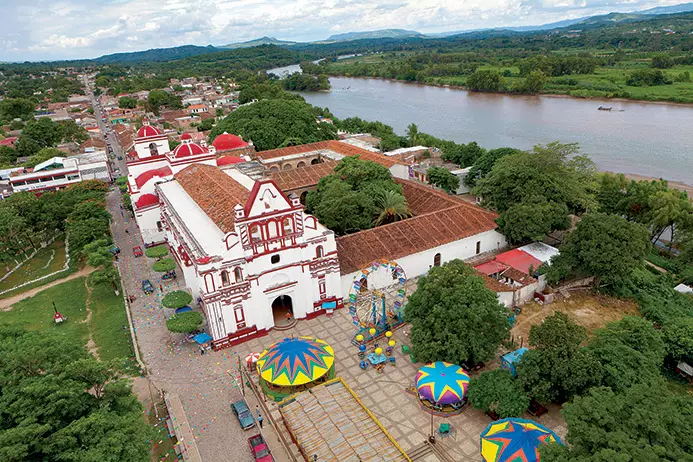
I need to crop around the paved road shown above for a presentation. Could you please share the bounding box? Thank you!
[83,79,290,462]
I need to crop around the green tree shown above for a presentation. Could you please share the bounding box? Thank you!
[211,99,337,151]
[82,239,119,294]
[466,70,505,92]
[0,98,35,121]
[0,328,152,462]
[518,312,603,403]
[651,54,675,69]
[58,119,89,144]
[162,290,193,309]
[468,369,529,418]
[166,312,203,333]
[587,316,666,393]
[496,199,570,244]
[153,258,176,273]
[144,244,169,259]
[540,382,693,462]
[406,260,511,366]
[16,118,63,157]
[118,96,138,109]
[147,89,182,114]
[373,190,411,226]
[464,147,521,188]
[627,69,671,86]
[662,317,693,363]
[649,189,691,248]
[24,147,64,168]
[0,207,30,268]
[406,123,420,147]
[546,213,650,286]
[427,166,460,193]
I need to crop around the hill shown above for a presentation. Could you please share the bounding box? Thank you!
[221,36,296,49]
[96,45,220,64]
[639,2,693,15]
[326,29,424,42]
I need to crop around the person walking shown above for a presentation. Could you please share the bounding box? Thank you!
[256,407,263,429]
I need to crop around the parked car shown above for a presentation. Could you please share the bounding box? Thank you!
[248,434,273,461]
[141,279,154,295]
[133,246,143,257]
[231,400,255,430]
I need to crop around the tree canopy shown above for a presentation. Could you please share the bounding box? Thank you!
[305,156,405,235]
[166,312,203,333]
[0,328,152,461]
[546,213,650,286]
[162,290,193,309]
[152,258,176,273]
[210,99,337,151]
[144,244,169,259]
[405,260,510,366]
[468,369,529,418]
[427,166,459,193]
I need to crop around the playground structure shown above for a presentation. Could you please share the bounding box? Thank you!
[348,259,407,344]
[255,336,336,402]
[415,361,470,414]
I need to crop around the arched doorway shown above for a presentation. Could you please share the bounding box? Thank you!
[300,191,308,205]
[272,295,294,328]
[311,157,323,165]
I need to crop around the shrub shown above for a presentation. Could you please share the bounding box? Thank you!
[162,290,193,309]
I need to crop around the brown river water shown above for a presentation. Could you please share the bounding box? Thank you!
[295,76,693,184]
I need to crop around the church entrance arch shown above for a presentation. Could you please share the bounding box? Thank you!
[272,294,294,328]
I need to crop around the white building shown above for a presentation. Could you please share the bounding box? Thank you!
[158,164,342,348]
[9,152,111,194]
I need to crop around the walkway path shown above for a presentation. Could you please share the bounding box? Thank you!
[0,266,96,311]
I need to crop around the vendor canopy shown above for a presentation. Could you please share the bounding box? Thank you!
[480,417,562,462]
[256,336,335,387]
[415,361,470,405]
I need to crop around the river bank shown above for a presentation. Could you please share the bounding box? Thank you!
[618,173,693,196]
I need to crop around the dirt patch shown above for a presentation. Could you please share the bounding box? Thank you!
[83,276,99,359]
[510,291,639,345]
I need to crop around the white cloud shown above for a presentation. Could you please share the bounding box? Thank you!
[0,0,682,60]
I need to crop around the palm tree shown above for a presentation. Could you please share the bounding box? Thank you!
[406,123,420,147]
[374,190,412,226]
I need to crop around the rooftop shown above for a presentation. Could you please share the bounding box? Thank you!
[269,161,338,192]
[256,140,400,168]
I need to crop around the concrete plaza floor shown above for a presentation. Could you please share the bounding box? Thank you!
[235,309,568,461]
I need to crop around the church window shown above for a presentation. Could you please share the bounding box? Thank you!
[316,246,324,258]
[250,225,261,243]
[268,221,279,239]
[433,253,441,267]
[234,267,243,283]
[271,255,280,264]
[221,271,230,286]
[283,217,293,235]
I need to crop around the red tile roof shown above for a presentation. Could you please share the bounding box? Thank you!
[175,164,250,233]
[475,260,509,276]
[336,179,500,275]
[269,161,338,192]
[257,140,399,168]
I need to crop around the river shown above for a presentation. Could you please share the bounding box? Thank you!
[285,76,693,184]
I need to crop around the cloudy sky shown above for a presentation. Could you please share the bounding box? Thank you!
[0,0,685,61]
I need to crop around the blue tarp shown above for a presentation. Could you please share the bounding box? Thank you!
[501,348,528,377]
[175,306,192,314]
[192,333,212,345]
[322,301,337,310]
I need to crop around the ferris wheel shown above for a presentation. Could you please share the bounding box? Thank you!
[348,259,407,339]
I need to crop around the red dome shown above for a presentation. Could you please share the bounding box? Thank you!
[173,141,208,158]
[213,132,248,151]
[135,193,160,209]
[181,133,192,140]
[137,124,162,138]
[216,155,245,166]
[135,166,173,189]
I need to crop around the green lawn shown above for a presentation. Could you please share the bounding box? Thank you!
[0,239,68,294]
[0,275,138,373]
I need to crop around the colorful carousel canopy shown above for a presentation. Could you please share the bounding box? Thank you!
[415,361,470,405]
[256,337,335,387]
[480,418,562,462]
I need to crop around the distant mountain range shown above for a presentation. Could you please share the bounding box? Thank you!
[221,36,296,49]
[94,2,693,64]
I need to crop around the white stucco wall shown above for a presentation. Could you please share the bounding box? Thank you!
[340,228,506,297]
[134,137,170,159]
[134,206,165,246]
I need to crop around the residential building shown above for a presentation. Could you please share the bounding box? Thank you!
[9,152,111,194]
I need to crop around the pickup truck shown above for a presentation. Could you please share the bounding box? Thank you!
[248,434,273,462]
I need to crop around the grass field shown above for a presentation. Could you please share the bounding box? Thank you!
[0,239,68,294]
[0,275,137,373]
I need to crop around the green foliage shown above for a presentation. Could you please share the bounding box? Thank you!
[166,312,203,333]
[373,190,411,226]
[24,147,64,168]
[519,55,598,77]
[541,382,693,462]
[427,167,460,193]
[336,117,405,151]
[627,69,672,86]
[144,244,169,259]
[662,317,693,363]
[146,89,182,114]
[196,117,215,132]
[466,70,505,92]
[651,54,675,69]
[16,117,63,157]
[162,290,193,309]
[518,312,603,404]
[464,147,521,188]
[58,120,89,144]
[440,140,485,168]
[0,98,34,121]
[468,369,529,418]
[546,213,650,286]
[0,145,18,166]
[283,72,331,91]
[496,199,570,245]
[587,316,666,393]
[0,328,152,461]
[211,99,337,151]
[511,70,547,94]
[406,260,511,366]
[152,258,176,273]
[305,156,403,235]
[118,96,138,109]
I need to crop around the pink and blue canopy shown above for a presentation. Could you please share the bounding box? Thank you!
[415,361,470,405]
[480,418,562,462]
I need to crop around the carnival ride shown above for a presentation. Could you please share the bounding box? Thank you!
[480,418,562,462]
[415,361,470,413]
[255,336,336,402]
[348,259,407,342]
